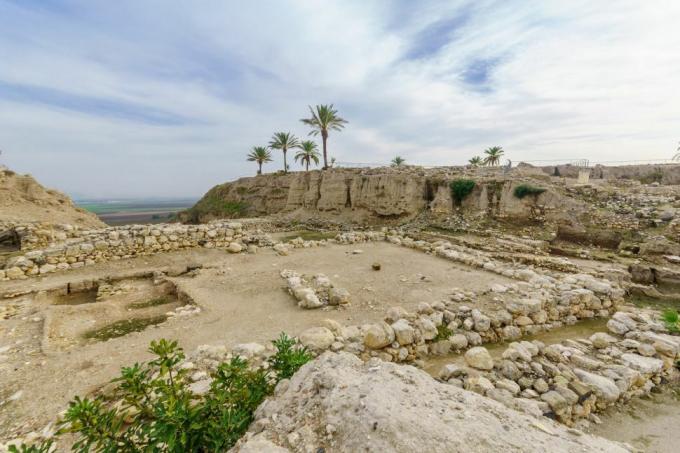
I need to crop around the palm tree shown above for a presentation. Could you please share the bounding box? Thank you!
[295,141,321,171]
[469,156,483,167]
[391,156,405,167]
[246,146,272,175]
[483,146,504,166]
[300,104,348,169]
[269,132,300,174]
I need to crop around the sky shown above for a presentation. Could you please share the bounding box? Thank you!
[1,0,679,199]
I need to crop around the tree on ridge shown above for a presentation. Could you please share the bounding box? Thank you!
[469,156,483,166]
[246,146,272,175]
[295,141,321,171]
[391,156,405,167]
[269,132,300,174]
[300,104,348,170]
[483,146,504,166]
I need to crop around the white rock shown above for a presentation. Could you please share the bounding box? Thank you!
[620,353,664,374]
[573,369,620,403]
[299,327,334,351]
[465,347,494,370]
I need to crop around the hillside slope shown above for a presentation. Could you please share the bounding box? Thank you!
[0,167,104,228]
[181,166,581,225]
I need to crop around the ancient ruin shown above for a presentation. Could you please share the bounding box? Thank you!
[3,162,680,452]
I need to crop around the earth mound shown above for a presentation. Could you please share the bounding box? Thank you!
[0,167,103,228]
[235,352,629,452]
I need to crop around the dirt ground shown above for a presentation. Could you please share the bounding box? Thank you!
[587,383,680,453]
[0,241,513,440]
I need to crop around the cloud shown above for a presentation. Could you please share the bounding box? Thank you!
[0,0,679,198]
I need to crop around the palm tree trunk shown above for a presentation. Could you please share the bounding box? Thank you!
[283,149,288,173]
[257,162,262,175]
[322,130,328,170]
[306,160,309,171]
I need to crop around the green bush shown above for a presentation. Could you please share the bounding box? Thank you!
[662,309,680,333]
[449,179,476,205]
[11,334,311,453]
[183,194,249,223]
[434,324,453,342]
[513,184,546,199]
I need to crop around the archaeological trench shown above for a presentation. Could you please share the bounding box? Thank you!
[3,163,680,451]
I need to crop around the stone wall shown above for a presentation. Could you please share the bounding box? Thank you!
[1,221,265,280]
[279,231,627,365]
[444,310,680,427]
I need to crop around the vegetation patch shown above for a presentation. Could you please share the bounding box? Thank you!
[662,309,680,333]
[128,296,175,310]
[11,334,311,453]
[83,316,167,341]
[513,184,546,199]
[182,192,249,223]
[449,179,476,205]
[434,324,453,342]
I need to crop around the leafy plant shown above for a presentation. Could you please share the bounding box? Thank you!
[513,184,546,199]
[450,179,476,205]
[468,156,483,167]
[8,442,54,453]
[294,141,321,171]
[662,309,680,333]
[483,146,504,166]
[246,146,273,175]
[269,132,300,174]
[300,104,348,169]
[11,334,312,452]
[391,156,405,167]
[434,324,453,342]
[270,333,313,380]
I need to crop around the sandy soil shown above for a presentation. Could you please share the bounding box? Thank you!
[588,383,680,453]
[0,242,513,440]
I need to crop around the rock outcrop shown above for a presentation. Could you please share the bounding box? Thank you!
[182,167,577,224]
[0,168,103,228]
[234,352,628,452]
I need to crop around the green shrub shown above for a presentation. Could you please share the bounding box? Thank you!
[513,184,546,199]
[662,309,680,333]
[434,324,453,341]
[11,334,311,452]
[183,194,249,223]
[449,179,476,205]
[270,333,313,380]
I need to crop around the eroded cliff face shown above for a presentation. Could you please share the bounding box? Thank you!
[183,168,576,224]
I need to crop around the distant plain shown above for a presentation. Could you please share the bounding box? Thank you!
[77,199,196,225]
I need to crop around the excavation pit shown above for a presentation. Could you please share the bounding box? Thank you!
[38,276,186,352]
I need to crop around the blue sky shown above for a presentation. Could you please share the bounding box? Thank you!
[1,0,679,198]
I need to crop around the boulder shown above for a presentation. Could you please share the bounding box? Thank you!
[329,287,350,305]
[573,369,620,403]
[364,322,395,349]
[227,242,243,253]
[241,352,628,452]
[506,299,542,315]
[620,353,664,374]
[391,319,415,346]
[589,332,617,349]
[464,347,494,370]
[298,327,334,351]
